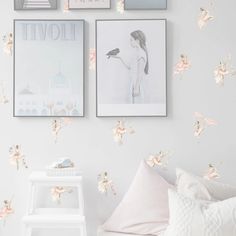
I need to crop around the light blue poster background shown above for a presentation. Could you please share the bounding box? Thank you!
[14,20,84,117]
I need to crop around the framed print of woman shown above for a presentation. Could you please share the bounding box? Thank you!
[108,30,149,104]
[96,19,167,117]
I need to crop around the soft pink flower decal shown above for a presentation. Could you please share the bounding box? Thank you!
[214,56,236,86]
[174,54,191,77]
[146,151,171,169]
[117,0,124,14]
[89,48,96,70]
[51,186,73,204]
[63,0,69,13]
[204,164,220,180]
[198,8,213,29]
[0,81,9,104]
[194,112,217,137]
[98,172,116,195]
[2,33,13,56]
[9,145,28,170]
[113,120,135,145]
[52,118,72,143]
[0,199,14,226]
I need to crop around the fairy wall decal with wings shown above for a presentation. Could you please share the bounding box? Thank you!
[9,145,28,171]
[198,8,214,29]
[52,118,73,143]
[214,55,236,86]
[98,172,116,196]
[117,0,124,14]
[51,186,73,204]
[174,54,191,77]
[0,198,14,226]
[146,151,171,169]
[194,112,217,137]
[2,33,13,56]
[204,163,221,180]
[113,120,135,145]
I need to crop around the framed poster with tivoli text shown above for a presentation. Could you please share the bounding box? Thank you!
[14,20,85,117]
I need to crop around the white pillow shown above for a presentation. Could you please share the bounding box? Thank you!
[165,189,236,236]
[102,160,173,235]
[176,168,212,200]
[176,168,236,200]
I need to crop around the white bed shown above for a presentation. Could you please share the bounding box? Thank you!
[97,228,142,236]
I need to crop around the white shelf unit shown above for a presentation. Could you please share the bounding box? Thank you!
[22,171,87,236]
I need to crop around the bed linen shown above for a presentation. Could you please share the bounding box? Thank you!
[98,228,165,236]
[98,229,140,236]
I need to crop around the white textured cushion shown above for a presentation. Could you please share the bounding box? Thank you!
[176,168,212,200]
[102,160,173,235]
[165,190,236,236]
[176,168,236,200]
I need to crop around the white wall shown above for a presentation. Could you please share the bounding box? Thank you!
[1,0,236,235]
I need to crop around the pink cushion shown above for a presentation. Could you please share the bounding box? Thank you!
[102,160,173,235]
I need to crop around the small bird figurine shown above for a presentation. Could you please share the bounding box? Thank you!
[106,48,120,59]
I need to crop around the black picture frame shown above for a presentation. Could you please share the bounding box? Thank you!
[96,19,167,118]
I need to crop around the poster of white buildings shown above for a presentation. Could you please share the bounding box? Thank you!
[69,0,110,9]
[14,0,57,10]
[14,20,84,117]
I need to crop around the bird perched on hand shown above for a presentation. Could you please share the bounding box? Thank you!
[106,48,120,59]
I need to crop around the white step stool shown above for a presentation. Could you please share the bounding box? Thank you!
[22,171,87,236]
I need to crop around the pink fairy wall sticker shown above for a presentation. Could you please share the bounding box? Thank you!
[113,120,135,145]
[0,198,14,226]
[214,55,236,86]
[98,172,116,196]
[89,48,96,71]
[51,187,73,204]
[204,164,220,180]
[174,54,191,77]
[194,112,217,137]
[146,151,171,169]
[198,0,215,29]
[63,0,69,12]
[52,119,61,143]
[198,8,213,29]
[52,118,72,143]
[0,81,9,104]
[117,0,124,14]
[2,33,13,56]
[9,145,28,170]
